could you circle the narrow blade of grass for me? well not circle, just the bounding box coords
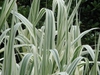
[1,22,21,75]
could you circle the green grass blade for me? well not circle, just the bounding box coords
[1,22,21,75]
[66,57,83,75]
[41,8,56,75]
[68,0,81,28]
[90,35,100,75]
[71,46,83,61]
[83,58,89,75]
[34,8,46,26]
[50,49,60,71]
[12,11,37,46]
[58,72,69,75]
[0,0,16,30]
[55,0,65,48]
[0,28,10,44]
[71,28,98,46]
[44,9,55,50]
[19,53,33,75]
[32,45,39,75]
[28,0,40,26]
[83,45,95,60]
[15,34,31,44]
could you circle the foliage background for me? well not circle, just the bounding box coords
[80,0,100,46]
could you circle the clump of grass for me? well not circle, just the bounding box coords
[0,0,100,75]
